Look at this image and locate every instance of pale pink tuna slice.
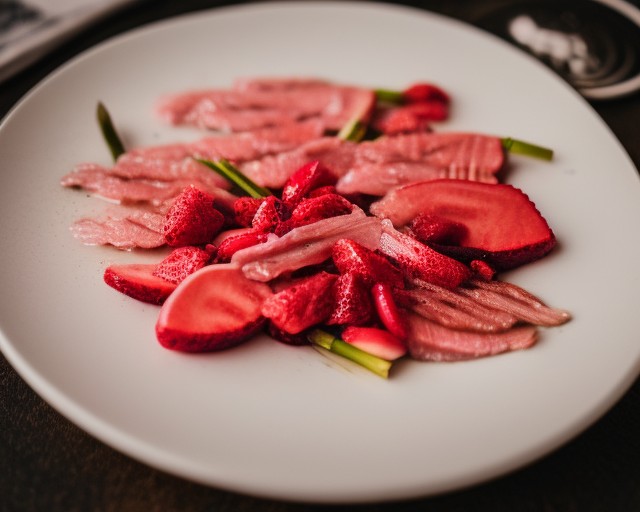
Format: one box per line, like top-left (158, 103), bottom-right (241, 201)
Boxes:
top-left (240, 137), bottom-right (358, 188)
top-left (397, 282), bottom-right (519, 333)
top-left (405, 311), bottom-right (538, 362)
top-left (458, 279), bottom-right (572, 327)
top-left (110, 120), bottom-right (324, 182)
top-left (155, 85), bottom-right (375, 132)
top-left (336, 161), bottom-right (498, 196)
top-left (71, 217), bottom-right (165, 250)
top-left (354, 132), bottom-right (504, 172)
top-left (231, 207), bottom-right (382, 282)
top-left (61, 163), bottom-right (237, 207)
top-left (233, 77), bottom-right (332, 92)
top-left (70, 203), bottom-right (168, 250)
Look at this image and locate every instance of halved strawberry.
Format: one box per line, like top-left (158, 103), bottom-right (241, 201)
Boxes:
top-left (261, 271), bottom-right (337, 334)
top-left (233, 196), bottom-right (264, 227)
top-left (280, 160), bottom-right (337, 207)
top-left (402, 83), bottom-right (450, 104)
top-left (371, 180), bottom-right (556, 270)
top-left (371, 282), bottom-right (407, 339)
top-left (331, 238), bottom-right (404, 289)
top-left (327, 272), bottom-right (373, 326)
top-left (252, 195), bottom-right (287, 232)
top-left (408, 213), bottom-right (467, 246)
top-left (215, 230), bottom-right (270, 263)
top-left (155, 264), bottom-right (272, 352)
top-left (163, 186), bottom-right (225, 247)
top-left (104, 263), bottom-right (177, 305)
top-left (378, 221), bottom-right (471, 289)
top-left (267, 322), bottom-right (310, 346)
top-left (470, 259), bottom-right (496, 281)
top-left (341, 326), bottom-right (407, 361)
top-left (306, 185), bottom-right (338, 198)
top-left (152, 246), bottom-right (211, 285)
top-left (289, 193), bottom-right (353, 228)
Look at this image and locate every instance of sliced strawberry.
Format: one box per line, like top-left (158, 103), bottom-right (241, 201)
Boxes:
top-left (331, 238), bottom-right (404, 289)
top-left (156, 264), bottom-right (272, 352)
top-left (408, 213), bottom-right (467, 246)
top-left (371, 180), bottom-right (556, 270)
top-left (267, 322), bottom-right (310, 346)
top-left (402, 83), bottom-right (450, 104)
top-left (289, 193), bottom-right (353, 228)
top-left (216, 230), bottom-right (270, 263)
top-left (234, 196), bottom-right (264, 227)
top-left (280, 160), bottom-right (337, 207)
top-left (104, 263), bottom-right (177, 305)
top-left (373, 106), bottom-right (432, 135)
top-left (341, 326), bottom-right (407, 361)
top-left (261, 271), bottom-right (337, 334)
top-left (307, 185), bottom-right (338, 198)
top-left (152, 246), bottom-right (211, 285)
top-left (163, 186), bottom-right (225, 247)
top-left (252, 195), bottom-right (287, 232)
top-left (470, 259), bottom-right (496, 281)
top-left (371, 282), bottom-right (407, 339)
top-left (327, 272), bottom-right (373, 326)
top-left (378, 221), bottom-right (471, 289)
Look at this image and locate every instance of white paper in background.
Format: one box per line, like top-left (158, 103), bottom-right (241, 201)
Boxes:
top-left (0, 0), bottom-right (140, 84)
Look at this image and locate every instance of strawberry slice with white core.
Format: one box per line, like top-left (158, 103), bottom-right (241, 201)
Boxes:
top-left (156, 264), bottom-right (273, 352)
top-left (104, 263), bottom-right (177, 305)
top-left (341, 326), bottom-right (407, 361)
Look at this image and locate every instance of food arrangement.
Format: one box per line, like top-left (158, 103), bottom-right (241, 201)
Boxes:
top-left (61, 77), bottom-right (571, 377)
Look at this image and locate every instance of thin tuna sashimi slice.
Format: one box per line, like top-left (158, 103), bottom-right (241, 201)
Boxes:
top-left (61, 163), bottom-right (238, 208)
top-left (336, 161), bottom-right (498, 196)
top-left (355, 132), bottom-right (505, 171)
top-left (110, 120), bottom-right (325, 183)
top-left (405, 311), bottom-right (538, 362)
top-left (458, 279), bottom-right (572, 327)
top-left (156, 84), bottom-right (375, 132)
top-left (70, 203), bottom-right (168, 250)
top-left (231, 207), bottom-right (382, 282)
top-left (239, 138), bottom-right (358, 188)
top-left (397, 284), bottom-right (519, 333)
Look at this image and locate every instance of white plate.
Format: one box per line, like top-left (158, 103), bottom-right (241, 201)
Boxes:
top-left (1, 1), bottom-right (640, 504)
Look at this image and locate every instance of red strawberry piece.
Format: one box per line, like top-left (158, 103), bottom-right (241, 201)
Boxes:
top-left (252, 195), bottom-right (287, 232)
top-left (327, 272), bottom-right (373, 326)
top-left (406, 101), bottom-right (449, 121)
top-left (156, 264), bottom-right (273, 352)
top-left (378, 221), bottom-right (471, 289)
top-left (371, 282), bottom-right (407, 339)
top-left (280, 160), bottom-right (337, 207)
top-left (267, 322), bottom-right (310, 346)
top-left (104, 263), bottom-right (177, 305)
top-left (409, 213), bottom-right (467, 246)
top-left (152, 246), bottom-right (211, 285)
top-left (234, 197), bottom-right (264, 227)
top-left (402, 83), bottom-right (450, 105)
top-left (261, 271), bottom-right (338, 334)
top-left (163, 186), bottom-right (225, 247)
top-left (341, 326), bottom-right (407, 361)
top-left (373, 180), bottom-right (556, 271)
top-left (289, 193), bottom-right (353, 228)
top-left (215, 230), bottom-right (270, 263)
top-left (373, 106), bottom-right (432, 135)
top-left (306, 185), bottom-right (338, 198)
top-left (331, 238), bottom-right (404, 289)
top-left (470, 259), bottom-right (496, 281)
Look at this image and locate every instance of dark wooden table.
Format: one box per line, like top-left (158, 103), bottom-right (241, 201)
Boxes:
top-left (2, 1), bottom-right (639, 510)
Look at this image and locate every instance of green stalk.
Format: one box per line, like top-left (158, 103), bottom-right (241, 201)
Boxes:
top-left (374, 88), bottom-right (404, 104)
top-left (337, 117), bottom-right (367, 142)
top-left (308, 329), bottom-right (392, 379)
top-left (501, 137), bottom-right (553, 161)
top-left (196, 158), bottom-right (271, 198)
top-left (96, 102), bottom-right (125, 161)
